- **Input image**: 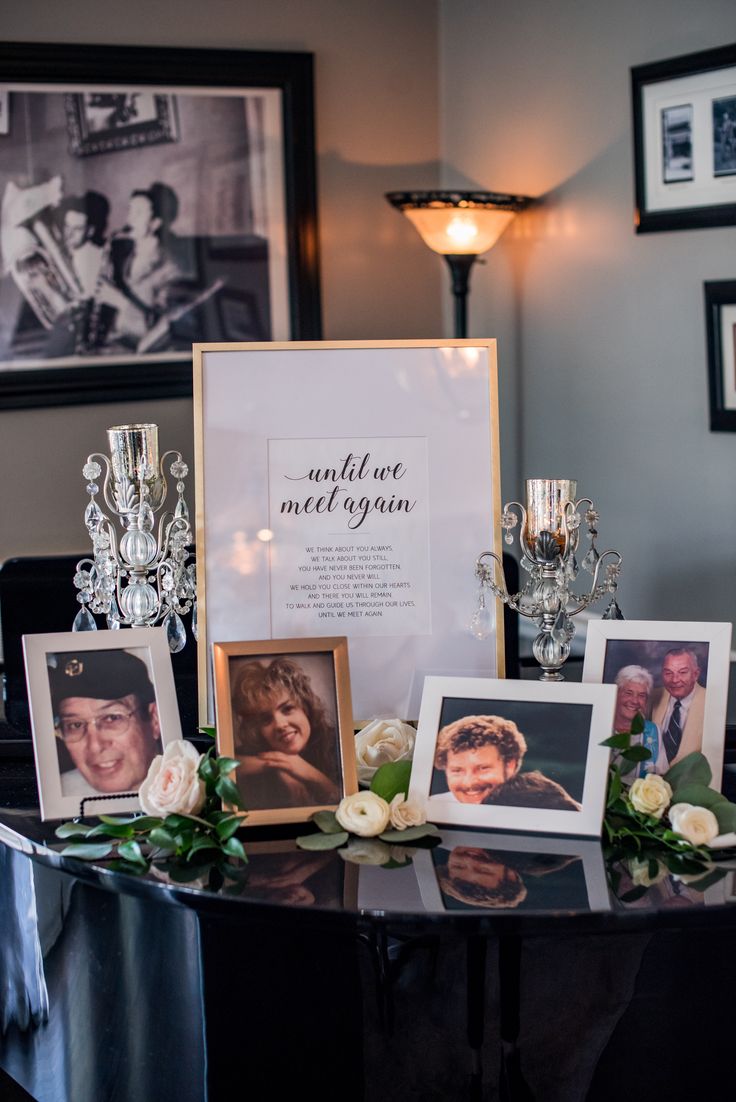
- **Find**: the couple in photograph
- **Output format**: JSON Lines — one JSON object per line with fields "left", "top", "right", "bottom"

{"left": 612, "top": 647, "right": 705, "bottom": 776}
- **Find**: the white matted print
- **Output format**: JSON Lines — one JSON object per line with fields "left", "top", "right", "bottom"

{"left": 414, "top": 831, "right": 610, "bottom": 914}
{"left": 194, "top": 340, "right": 504, "bottom": 723}
{"left": 582, "top": 620, "right": 732, "bottom": 789}
{"left": 409, "top": 677, "right": 615, "bottom": 837}
{"left": 23, "top": 628, "right": 181, "bottom": 820}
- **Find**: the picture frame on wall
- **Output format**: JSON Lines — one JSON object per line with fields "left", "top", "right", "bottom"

{"left": 22, "top": 627, "right": 181, "bottom": 820}
{"left": 408, "top": 676, "right": 616, "bottom": 837}
{"left": 632, "top": 42, "right": 736, "bottom": 232}
{"left": 194, "top": 339, "right": 505, "bottom": 724}
{"left": 0, "top": 41, "right": 321, "bottom": 410}
{"left": 705, "top": 280, "right": 736, "bottom": 431}
{"left": 212, "top": 636, "right": 357, "bottom": 827}
{"left": 582, "top": 620, "right": 732, "bottom": 789}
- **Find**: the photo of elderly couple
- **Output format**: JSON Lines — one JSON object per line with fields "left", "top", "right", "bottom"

{"left": 602, "top": 640, "right": 709, "bottom": 778}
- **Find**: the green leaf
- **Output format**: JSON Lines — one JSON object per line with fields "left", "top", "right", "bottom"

{"left": 129, "top": 817, "right": 165, "bottom": 832}
{"left": 55, "top": 822, "right": 93, "bottom": 839}
{"left": 215, "top": 816, "right": 241, "bottom": 841}
{"left": 164, "top": 814, "right": 195, "bottom": 830}
{"left": 296, "top": 831, "right": 349, "bottom": 851}
{"left": 713, "top": 801, "right": 736, "bottom": 834}
{"left": 378, "top": 824, "right": 440, "bottom": 843}
{"left": 117, "top": 840, "right": 147, "bottom": 866}
{"left": 86, "top": 822, "right": 135, "bottom": 840}
{"left": 215, "top": 776, "right": 243, "bottom": 808}
{"left": 665, "top": 752, "right": 712, "bottom": 790}
{"left": 217, "top": 757, "right": 240, "bottom": 775}
{"left": 601, "top": 732, "right": 632, "bottom": 749}
{"left": 148, "top": 827, "right": 177, "bottom": 851}
{"left": 370, "top": 761, "right": 412, "bottom": 803}
{"left": 98, "top": 814, "right": 140, "bottom": 826}
{"left": 310, "top": 810, "right": 343, "bottom": 834}
{"left": 59, "top": 842, "right": 113, "bottom": 860}
{"left": 607, "top": 770, "right": 622, "bottom": 808}
{"left": 620, "top": 746, "right": 651, "bottom": 762}
{"left": 620, "top": 885, "right": 649, "bottom": 903}
{"left": 198, "top": 757, "right": 217, "bottom": 783}
{"left": 199, "top": 726, "right": 217, "bottom": 740}
{"left": 187, "top": 835, "right": 220, "bottom": 858}
{"left": 222, "top": 836, "right": 247, "bottom": 861}
{"left": 630, "top": 712, "right": 645, "bottom": 735}
{"left": 670, "top": 783, "right": 723, "bottom": 810}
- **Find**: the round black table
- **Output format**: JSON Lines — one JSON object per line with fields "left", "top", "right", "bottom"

{"left": 0, "top": 773, "right": 734, "bottom": 1102}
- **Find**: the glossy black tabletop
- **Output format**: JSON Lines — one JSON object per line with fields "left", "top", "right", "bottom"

{"left": 1, "top": 760, "right": 736, "bottom": 1102}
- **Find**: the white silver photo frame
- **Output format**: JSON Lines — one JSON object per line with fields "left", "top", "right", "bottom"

{"left": 582, "top": 619, "right": 732, "bottom": 789}
{"left": 194, "top": 340, "right": 504, "bottom": 724}
{"left": 409, "top": 676, "right": 615, "bottom": 837}
{"left": 414, "top": 830, "right": 610, "bottom": 914}
{"left": 23, "top": 627, "right": 182, "bottom": 820}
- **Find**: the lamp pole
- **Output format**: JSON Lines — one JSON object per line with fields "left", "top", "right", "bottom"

{"left": 443, "top": 254, "right": 478, "bottom": 339}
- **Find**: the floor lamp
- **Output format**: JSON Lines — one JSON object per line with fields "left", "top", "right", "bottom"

{"left": 385, "top": 190, "right": 530, "bottom": 338}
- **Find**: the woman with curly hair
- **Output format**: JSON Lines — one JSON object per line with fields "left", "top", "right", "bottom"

{"left": 231, "top": 656, "right": 340, "bottom": 810}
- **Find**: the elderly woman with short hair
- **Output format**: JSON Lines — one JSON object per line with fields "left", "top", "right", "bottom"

{"left": 613, "top": 664, "right": 665, "bottom": 776}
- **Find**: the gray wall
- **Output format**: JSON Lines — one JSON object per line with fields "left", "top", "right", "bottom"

{"left": 0, "top": 0, "right": 442, "bottom": 560}
{"left": 440, "top": 0, "right": 736, "bottom": 624}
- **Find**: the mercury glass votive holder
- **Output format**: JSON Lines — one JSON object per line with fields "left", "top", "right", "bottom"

{"left": 524, "top": 478, "right": 577, "bottom": 549}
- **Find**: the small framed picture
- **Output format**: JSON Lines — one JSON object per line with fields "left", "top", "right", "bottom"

{"left": 705, "top": 280, "right": 736, "bottom": 431}
{"left": 632, "top": 42, "right": 736, "bottom": 232}
{"left": 23, "top": 627, "right": 182, "bottom": 820}
{"left": 583, "top": 620, "right": 732, "bottom": 789}
{"left": 213, "top": 637, "right": 357, "bottom": 826}
{"left": 414, "top": 831, "right": 610, "bottom": 914}
{"left": 409, "top": 677, "right": 616, "bottom": 837}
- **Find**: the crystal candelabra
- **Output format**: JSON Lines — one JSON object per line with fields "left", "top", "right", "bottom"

{"left": 472, "top": 478, "right": 623, "bottom": 681}
{"left": 72, "top": 423, "right": 197, "bottom": 652}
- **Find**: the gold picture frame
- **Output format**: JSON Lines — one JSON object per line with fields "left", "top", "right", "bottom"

{"left": 213, "top": 636, "right": 357, "bottom": 826}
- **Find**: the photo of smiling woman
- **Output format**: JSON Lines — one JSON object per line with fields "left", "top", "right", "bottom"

{"left": 230, "top": 654, "right": 341, "bottom": 811}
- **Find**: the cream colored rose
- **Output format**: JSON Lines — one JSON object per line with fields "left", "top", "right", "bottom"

{"left": 669, "top": 802, "right": 719, "bottom": 847}
{"left": 335, "top": 791, "right": 391, "bottom": 837}
{"left": 139, "top": 740, "right": 206, "bottom": 818}
{"left": 629, "top": 857, "right": 669, "bottom": 888}
{"left": 354, "top": 719, "right": 416, "bottom": 785}
{"left": 339, "top": 839, "right": 393, "bottom": 865}
{"left": 629, "top": 774, "right": 672, "bottom": 819}
{"left": 389, "top": 792, "right": 427, "bottom": 830}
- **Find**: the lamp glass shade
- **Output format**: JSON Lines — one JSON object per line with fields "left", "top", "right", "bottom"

{"left": 403, "top": 206, "right": 515, "bottom": 255}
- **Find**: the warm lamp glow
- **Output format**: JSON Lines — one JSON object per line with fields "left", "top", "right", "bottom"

{"left": 403, "top": 206, "right": 515, "bottom": 255}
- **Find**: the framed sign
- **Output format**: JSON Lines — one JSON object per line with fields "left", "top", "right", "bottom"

{"left": 22, "top": 627, "right": 181, "bottom": 820}
{"left": 705, "top": 279, "right": 736, "bottom": 431}
{"left": 583, "top": 619, "right": 731, "bottom": 788}
{"left": 0, "top": 41, "right": 321, "bottom": 409}
{"left": 194, "top": 340, "right": 504, "bottom": 723}
{"left": 213, "top": 636, "right": 357, "bottom": 827}
{"left": 632, "top": 42, "right": 736, "bottom": 232}
{"left": 409, "top": 676, "right": 615, "bottom": 837}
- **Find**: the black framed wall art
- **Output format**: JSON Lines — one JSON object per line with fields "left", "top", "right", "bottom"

{"left": 632, "top": 42, "right": 736, "bottom": 233}
{"left": 705, "top": 279, "right": 736, "bottom": 431}
{"left": 0, "top": 42, "right": 321, "bottom": 409}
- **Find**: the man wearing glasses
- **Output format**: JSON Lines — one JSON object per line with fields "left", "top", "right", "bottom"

{"left": 50, "top": 649, "right": 161, "bottom": 797}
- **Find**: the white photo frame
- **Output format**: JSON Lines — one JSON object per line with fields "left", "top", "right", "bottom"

{"left": 23, "top": 627, "right": 182, "bottom": 820}
{"left": 194, "top": 340, "right": 504, "bottom": 724}
{"left": 409, "top": 676, "right": 616, "bottom": 837}
{"left": 582, "top": 620, "right": 732, "bottom": 789}
{"left": 414, "top": 830, "right": 610, "bottom": 914}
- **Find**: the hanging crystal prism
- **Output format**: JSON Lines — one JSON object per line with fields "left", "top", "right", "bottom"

{"left": 469, "top": 588, "right": 493, "bottom": 640}
{"left": 73, "top": 606, "right": 97, "bottom": 632}
{"left": 164, "top": 609, "right": 187, "bottom": 653}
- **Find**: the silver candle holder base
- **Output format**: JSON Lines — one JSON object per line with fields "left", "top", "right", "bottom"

{"left": 72, "top": 423, "right": 197, "bottom": 652}
{"left": 473, "top": 478, "right": 623, "bottom": 681}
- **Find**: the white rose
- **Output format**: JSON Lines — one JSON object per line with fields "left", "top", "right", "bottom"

{"left": 389, "top": 792, "right": 427, "bottom": 830}
{"left": 629, "top": 774, "right": 672, "bottom": 819}
{"left": 668, "top": 803, "right": 719, "bottom": 847}
{"left": 139, "top": 740, "right": 206, "bottom": 818}
{"left": 339, "top": 839, "right": 393, "bottom": 865}
{"left": 629, "top": 857, "right": 669, "bottom": 888}
{"left": 709, "top": 832, "right": 736, "bottom": 850}
{"left": 335, "top": 791, "right": 391, "bottom": 837}
{"left": 354, "top": 719, "right": 416, "bottom": 786}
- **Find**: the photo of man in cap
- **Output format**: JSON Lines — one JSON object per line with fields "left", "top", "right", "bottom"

{"left": 49, "top": 648, "right": 161, "bottom": 797}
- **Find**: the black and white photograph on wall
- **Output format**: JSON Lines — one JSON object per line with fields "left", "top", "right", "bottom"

{"left": 713, "top": 95, "right": 736, "bottom": 176}
{"left": 583, "top": 620, "right": 732, "bottom": 790}
{"left": 661, "top": 104, "right": 693, "bottom": 182}
{"left": 22, "top": 627, "right": 181, "bottom": 820}
{"left": 705, "top": 279, "right": 736, "bottom": 430}
{"left": 0, "top": 41, "right": 321, "bottom": 408}
{"left": 409, "top": 677, "right": 615, "bottom": 837}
